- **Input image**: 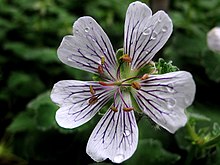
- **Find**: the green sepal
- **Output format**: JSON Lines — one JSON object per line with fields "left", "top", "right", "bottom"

{"left": 138, "top": 62, "right": 156, "bottom": 76}
{"left": 116, "top": 48, "right": 124, "bottom": 63}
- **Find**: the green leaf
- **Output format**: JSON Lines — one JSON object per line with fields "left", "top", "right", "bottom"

{"left": 7, "top": 72, "right": 45, "bottom": 97}
{"left": 7, "top": 110, "right": 36, "bottom": 133}
{"left": 201, "top": 52, "right": 220, "bottom": 82}
{"left": 125, "top": 139, "right": 180, "bottom": 165}
{"left": 28, "top": 92, "right": 58, "bottom": 131}
{"left": 4, "top": 42, "right": 58, "bottom": 63}
{"left": 187, "top": 107, "right": 211, "bottom": 122}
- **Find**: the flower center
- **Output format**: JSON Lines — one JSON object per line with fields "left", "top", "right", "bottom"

{"left": 91, "top": 52, "right": 156, "bottom": 112}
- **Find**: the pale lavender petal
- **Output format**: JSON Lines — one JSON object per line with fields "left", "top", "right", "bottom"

{"left": 50, "top": 80, "right": 115, "bottom": 128}
{"left": 132, "top": 71, "right": 196, "bottom": 133}
{"left": 124, "top": 1, "right": 173, "bottom": 70}
{"left": 58, "top": 16, "right": 117, "bottom": 80}
{"left": 86, "top": 93, "right": 138, "bottom": 163}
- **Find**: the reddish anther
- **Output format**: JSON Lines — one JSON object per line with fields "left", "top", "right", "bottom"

{"left": 111, "top": 106, "right": 118, "bottom": 112}
{"left": 88, "top": 95, "right": 98, "bottom": 105}
{"left": 123, "top": 107, "right": 134, "bottom": 112}
{"left": 131, "top": 81, "right": 141, "bottom": 90}
{"left": 141, "top": 74, "right": 149, "bottom": 80}
{"left": 121, "top": 54, "right": 132, "bottom": 63}
{"left": 98, "top": 65, "right": 104, "bottom": 74}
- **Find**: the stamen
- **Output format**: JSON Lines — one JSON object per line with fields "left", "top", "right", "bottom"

{"left": 89, "top": 85, "right": 95, "bottom": 95}
{"left": 99, "top": 81, "right": 115, "bottom": 86}
{"left": 123, "top": 107, "right": 134, "bottom": 112}
{"left": 101, "top": 56, "right": 105, "bottom": 65}
{"left": 98, "top": 65, "right": 104, "bottom": 74}
{"left": 131, "top": 81, "right": 141, "bottom": 90}
{"left": 88, "top": 95, "right": 98, "bottom": 105}
{"left": 111, "top": 106, "right": 118, "bottom": 112}
{"left": 141, "top": 74, "right": 149, "bottom": 80}
{"left": 120, "top": 54, "right": 132, "bottom": 63}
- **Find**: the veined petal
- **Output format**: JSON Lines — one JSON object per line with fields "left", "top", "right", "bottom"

{"left": 86, "top": 92, "right": 138, "bottom": 163}
{"left": 58, "top": 16, "right": 117, "bottom": 80}
{"left": 50, "top": 80, "right": 115, "bottom": 128}
{"left": 124, "top": 1, "right": 173, "bottom": 70}
{"left": 132, "top": 71, "right": 196, "bottom": 133}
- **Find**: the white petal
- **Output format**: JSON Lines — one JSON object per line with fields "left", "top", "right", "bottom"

{"left": 132, "top": 71, "right": 196, "bottom": 133}
{"left": 86, "top": 93, "right": 138, "bottom": 163}
{"left": 124, "top": 1, "right": 173, "bottom": 70}
{"left": 50, "top": 80, "right": 115, "bottom": 128}
{"left": 58, "top": 16, "right": 117, "bottom": 80}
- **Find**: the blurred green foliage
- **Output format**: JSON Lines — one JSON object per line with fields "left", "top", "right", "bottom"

{"left": 1, "top": 0, "right": 220, "bottom": 164}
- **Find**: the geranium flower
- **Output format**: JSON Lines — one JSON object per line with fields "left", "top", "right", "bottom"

{"left": 51, "top": 1, "right": 196, "bottom": 163}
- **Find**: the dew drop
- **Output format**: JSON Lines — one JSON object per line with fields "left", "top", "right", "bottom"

{"left": 167, "top": 98, "right": 176, "bottom": 109}
{"left": 143, "top": 28, "right": 151, "bottom": 36}
{"left": 85, "top": 27, "right": 90, "bottom": 32}
{"left": 158, "top": 16, "right": 162, "bottom": 23}
{"left": 145, "top": 50, "right": 150, "bottom": 55}
{"left": 151, "top": 31, "right": 157, "bottom": 40}
{"left": 166, "top": 83, "right": 175, "bottom": 93}
{"left": 162, "top": 26, "right": 168, "bottom": 33}
{"left": 67, "top": 57, "right": 73, "bottom": 62}
{"left": 184, "top": 97, "right": 191, "bottom": 105}
{"left": 74, "top": 29, "right": 79, "bottom": 34}
{"left": 103, "top": 48, "right": 107, "bottom": 54}
{"left": 113, "top": 154, "right": 125, "bottom": 163}
{"left": 123, "top": 129, "right": 131, "bottom": 136}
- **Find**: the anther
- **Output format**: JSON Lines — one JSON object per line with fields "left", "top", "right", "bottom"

{"left": 120, "top": 54, "right": 132, "bottom": 63}
{"left": 88, "top": 95, "right": 98, "bottom": 105}
{"left": 98, "top": 65, "right": 104, "bottom": 74}
{"left": 131, "top": 81, "right": 141, "bottom": 90}
{"left": 141, "top": 74, "right": 149, "bottom": 80}
{"left": 123, "top": 107, "right": 134, "bottom": 112}
{"left": 101, "top": 56, "right": 105, "bottom": 65}
{"left": 89, "top": 85, "right": 95, "bottom": 95}
{"left": 111, "top": 106, "right": 118, "bottom": 112}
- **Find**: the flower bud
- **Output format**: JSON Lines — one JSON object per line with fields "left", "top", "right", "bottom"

{"left": 207, "top": 27, "right": 220, "bottom": 53}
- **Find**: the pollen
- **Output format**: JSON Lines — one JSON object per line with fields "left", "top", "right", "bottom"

{"left": 111, "top": 106, "right": 118, "bottom": 112}
{"left": 131, "top": 81, "right": 141, "bottom": 90}
{"left": 123, "top": 107, "right": 134, "bottom": 112}
{"left": 89, "top": 85, "right": 95, "bottom": 95}
{"left": 120, "top": 54, "right": 132, "bottom": 63}
{"left": 88, "top": 95, "right": 98, "bottom": 105}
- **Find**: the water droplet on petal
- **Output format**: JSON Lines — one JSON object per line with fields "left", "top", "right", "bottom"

{"left": 162, "top": 26, "right": 168, "bottom": 33}
{"left": 151, "top": 31, "right": 157, "bottom": 40}
{"left": 158, "top": 16, "right": 162, "bottom": 22}
{"left": 166, "top": 83, "right": 175, "bottom": 93}
{"left": 166, "top": 87, "right": 175, "bottom": 93}
{"left": 167, "top": 98, "right": 176, "bottom": 109}
{"left": 113, "top": 154, "right": 125, "bottom": 163}
{"left": 103, "top": 48, "right": 107, "bottom": 54}
{"left": 145, "top": 50, "right": 150, "bottom": 55}
{"left": 67, "top": 57, "right": 73, "bottom": 62}
{"left": 85, "top": 27, "right": 90, "bottom": 32}
{"left": 123, "top": 129, "right": 131, "bottom": 136}
{"left": 75, "top": 29, "right": 79, "bottom": 34}
{"left": 143, "top": 28, "right": 151, "bottom": 36}
{"left": 184, "top": 97, "right": 191, "bottom": 105}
